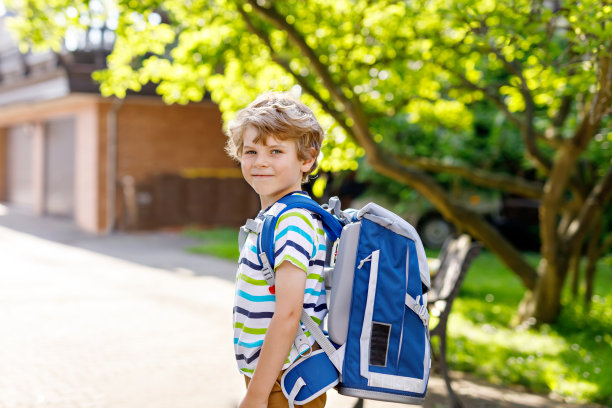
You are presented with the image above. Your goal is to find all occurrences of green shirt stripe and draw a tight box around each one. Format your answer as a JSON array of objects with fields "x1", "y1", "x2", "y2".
[
  {"x1": 310, "y1": 316, "x2": 322, "y2": 325},
  {"x1": 238, "y1": 273, "x2": 267, "y2": 286},
  {"x1": 306, "y1": 273, "x2": 324, "y2": 282},
  {"x1": 234, "y1": 323, "x2": 268, "y2": 335},
  {"x1": 275, "y1": 254, "x2": 307, "y2": 273},
  {"x1": 276, "y1": 211, "x2": 314, "y2": 231}
]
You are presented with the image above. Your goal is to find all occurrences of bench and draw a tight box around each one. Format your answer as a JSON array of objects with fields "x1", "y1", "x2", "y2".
[{"x1": 428, "y1": 234, "x2": 482, "y2": 408}]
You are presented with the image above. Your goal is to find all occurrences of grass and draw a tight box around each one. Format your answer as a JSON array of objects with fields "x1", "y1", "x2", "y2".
[
  {"x1": 185, "y1": 227, "x2": 612, "y2": 405},
  {"x1": 446, "y1": 251, "x2": 612, "y2": 405},
  {"x1": 183, "y1": 227, "x2": 240, "y2": 260}
]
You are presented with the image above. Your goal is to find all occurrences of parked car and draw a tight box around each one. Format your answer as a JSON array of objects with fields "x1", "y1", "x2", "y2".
[
  {"x1": 414, "y1": 196, "x2": 540, "y2": 250},
  {"x1": 350, "y1": 192, "x2": 540, "y2": 251}
]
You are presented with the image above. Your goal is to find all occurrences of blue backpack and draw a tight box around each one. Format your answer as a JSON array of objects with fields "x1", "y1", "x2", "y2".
[{"x1": 241, "y1": 194, "x2": 431, "y2": 406}]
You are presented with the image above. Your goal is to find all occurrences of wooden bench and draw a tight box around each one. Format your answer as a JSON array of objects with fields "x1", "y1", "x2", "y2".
[{"x1": 428, "y1": 234, "x2": 482, "y2": 408}]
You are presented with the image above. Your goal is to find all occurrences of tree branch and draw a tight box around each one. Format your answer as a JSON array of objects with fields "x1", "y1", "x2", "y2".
[
  {"x1": 238, "y1": 6, "x2": 351, "y2": 135},
  {"x1": 565, "y1": 163, "x2": 612, "y2": 249},
  {"x1": 486, "y1": 44, "x2": 552, "y2": 173},
  {"x1": 373, "y1": 155, "x2": 538, "y2": 290},
  {"x1": 572, "y1": 54, "x2": 612, "y2": 150},
  {"x1": 395, "y1": 155, "x2": 544, "y2": 199},
  {"x1": 454, "y1": 13, "x2": 552, "y2": 174},
  {"x1": 246, "y1": 1, "x2": 347, "y2": 111},
  {"x1": 543, "y1": 94, "x2": 572, "y2": 146},
  {"x1": 447, "y1": 73, "x2": 525, "y2": 130},
  {"x1": 247, "y1": 0, "x2": 382, "y2": 160}
]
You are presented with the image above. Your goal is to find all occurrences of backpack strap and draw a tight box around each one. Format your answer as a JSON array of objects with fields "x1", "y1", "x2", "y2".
[
  {"x1": 257, "y1": 194, "x2": 344, "y2": 283},
  {"x1": 238, "y1": 218, "x2": 263, "y2": 252},
  {"x1": 255, "y1": 194, "x2": 345, "y2": 370}
]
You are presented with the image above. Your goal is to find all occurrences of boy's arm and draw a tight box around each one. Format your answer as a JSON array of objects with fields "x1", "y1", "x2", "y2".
[{"x1": 239, "y1": 260, "x2": 307, "y2": 408}]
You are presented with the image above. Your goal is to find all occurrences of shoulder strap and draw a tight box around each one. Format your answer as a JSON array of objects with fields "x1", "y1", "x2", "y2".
[{"x1": 258, "y1": 194, "x2": 343, "y2": 279}]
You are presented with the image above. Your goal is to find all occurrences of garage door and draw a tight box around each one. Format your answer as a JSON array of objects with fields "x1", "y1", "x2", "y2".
[
  {"x1": 44, "y1": 118, "x2": 75, "y2": 217},
  {"x1": 6, "y1": 124, "x2": 35, "y2": 210}
]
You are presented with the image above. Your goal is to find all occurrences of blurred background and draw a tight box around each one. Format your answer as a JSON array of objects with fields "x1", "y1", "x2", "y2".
[{"x1": 0, "y1": 0, "x2": 610, "y2": 406}]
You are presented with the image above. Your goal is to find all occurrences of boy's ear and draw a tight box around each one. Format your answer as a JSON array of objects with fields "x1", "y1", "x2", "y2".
[{"x1": 300, "y1": 149, "x2": 317, "y2": 172}]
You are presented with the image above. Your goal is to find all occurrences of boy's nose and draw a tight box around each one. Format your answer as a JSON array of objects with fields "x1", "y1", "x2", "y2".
[{"x1": 254, "y1": 155, "x2": 269, "y2": 167}]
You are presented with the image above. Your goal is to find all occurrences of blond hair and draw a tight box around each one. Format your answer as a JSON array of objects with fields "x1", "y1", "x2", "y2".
[{"x1": 225, "y1": 92, "x2": 324, "y2": 183}]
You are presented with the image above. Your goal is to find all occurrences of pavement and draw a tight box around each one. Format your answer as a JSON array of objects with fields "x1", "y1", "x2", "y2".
[{"x1": 0, "y1": 204, "x2": 605, "y2": 408}]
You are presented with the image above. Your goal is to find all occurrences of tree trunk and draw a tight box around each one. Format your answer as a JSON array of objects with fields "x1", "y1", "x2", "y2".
[
  {"x1": 584, "y1": 244, "x2": 598, "y2": 311},
  {"x1": 519, "y1": 254, "x2": 569, "y2": 324},
  {"x1": 568, "y1": 242, "x2": 582, "y2": 297},
  {"x1": 584, "y1": 211, "x2": 604, "y2": 310}
]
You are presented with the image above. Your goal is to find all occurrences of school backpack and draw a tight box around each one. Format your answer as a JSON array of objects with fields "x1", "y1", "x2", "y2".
[{"x1": 240, "y1": 194, "x2": 431, "y2": 406}]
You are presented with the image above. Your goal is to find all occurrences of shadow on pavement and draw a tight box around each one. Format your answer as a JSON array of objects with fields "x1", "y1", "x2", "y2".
[{"x1": 0, "y1": 205, "x2": 236, "y2": 282}]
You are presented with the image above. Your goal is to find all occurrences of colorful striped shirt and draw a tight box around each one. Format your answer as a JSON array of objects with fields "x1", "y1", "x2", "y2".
[{"x1": 233, "y1": 194, "x2": 328, "y2": 377}]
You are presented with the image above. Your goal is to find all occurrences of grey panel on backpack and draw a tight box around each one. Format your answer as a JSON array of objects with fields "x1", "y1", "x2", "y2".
[
  {"x1": 358, "y1": 203, "x2": 431, "y2": 290},
  {"x1": 328, "y1": 222, "x2": 361, "y2": 345}
]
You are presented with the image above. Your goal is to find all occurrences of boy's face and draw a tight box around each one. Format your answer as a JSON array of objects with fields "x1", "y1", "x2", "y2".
[{"x1": 241, "y1": 125, "x2": 314, "y2": 209}]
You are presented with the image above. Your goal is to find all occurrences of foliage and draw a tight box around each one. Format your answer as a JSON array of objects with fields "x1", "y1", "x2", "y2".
[{"x1": 5, "y1": 0, "x2": 612, "y2": 323}]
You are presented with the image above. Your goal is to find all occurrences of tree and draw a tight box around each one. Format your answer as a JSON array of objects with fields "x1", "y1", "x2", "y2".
[{"x1": 6, "y1": 0, "x2": 611, "y2": 324}]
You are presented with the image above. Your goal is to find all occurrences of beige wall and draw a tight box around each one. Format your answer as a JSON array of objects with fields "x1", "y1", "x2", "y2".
[
  {"x1": 74, "y1": 104, "x2": 100, "y2": 233},
  {"x1": 5, "y1": 123, "x2": 35, "y2": 210},
  {"x1": 0, "y1": 95, "x2": 102, "y2": 232},
  {"x1": 0, "y1": 128, "x2": 5, "y2": 202},
  {"x1": 31, "y1": 121, "x2": 45, "y2": 215}
]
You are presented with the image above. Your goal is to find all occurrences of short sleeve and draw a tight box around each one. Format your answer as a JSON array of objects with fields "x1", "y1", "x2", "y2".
[{"x1": 273, "y1": 209, "x2": 317, "y2": 274}]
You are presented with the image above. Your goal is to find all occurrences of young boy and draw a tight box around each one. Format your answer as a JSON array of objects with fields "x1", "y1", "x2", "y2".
[{"x1": 225, "y1": 92, "x2": 328, "y2": 408}]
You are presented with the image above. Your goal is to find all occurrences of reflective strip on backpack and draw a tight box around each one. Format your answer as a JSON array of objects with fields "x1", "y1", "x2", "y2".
[{"x1": 359, "y1": 250, "x2": 380, "y2": 381}]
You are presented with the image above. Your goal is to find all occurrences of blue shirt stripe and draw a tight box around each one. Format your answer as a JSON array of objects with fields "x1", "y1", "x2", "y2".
[
  {"x1": 304, "y1": 302, "x2": 328, "y2": 312},
  {"x1": 233, "y1": 306, "x2": 274, "y2": 319},
  {"x1": 240, "y1": 258, "x2": 262, "y2": 270},
  {"x1": 274, "y1": 240, "x2": 311, "y2": 260},
  {"x1": 234, "y1": 338, "x2": 265, "y2": 348},
  {"x1": 237, "y1": 290, "x2": 275, "y2": 302},
  {"x1": 274, "y1": 225, "x2": 314, "y2": 246},
  {"x1": 305, "y1": 288, "x2": 324, "y2": 297},
  {"x1": 235, "y1": 349, "x2": 261, "y2": 364}
]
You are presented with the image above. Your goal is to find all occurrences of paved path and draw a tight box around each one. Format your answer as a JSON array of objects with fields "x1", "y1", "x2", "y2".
[{"x1": 0, "y1": 206, "x2": 603, "y2": 407}]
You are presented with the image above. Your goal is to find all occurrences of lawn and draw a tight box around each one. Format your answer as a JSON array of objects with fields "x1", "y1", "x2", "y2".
[{"x1": 185, "y1": 227, "x2": 612, "y2": 405}]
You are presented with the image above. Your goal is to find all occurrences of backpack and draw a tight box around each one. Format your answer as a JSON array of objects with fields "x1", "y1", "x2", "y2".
[{"x1": 239, "y1": 194, "x2": 431, "y2": 406}]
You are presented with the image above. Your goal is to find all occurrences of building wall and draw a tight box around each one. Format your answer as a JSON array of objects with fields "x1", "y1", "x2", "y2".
[
  {"x1": 114, "y1": 98, "x2": 236, "y2": 183},
  {"x1": 74, "y1": 103, "x2": 101, "y2": 233},
  {"x1": 0, "y1": 93, "x2": 252, "y2": 233},
  {"x1": 0, "y1": 128, "x2": 6, "y2": 202},
  {"x1": 44, "y1": 118, "x2": 76, "y2": 216},
  {"x1": 5, "y1": 123, "x2": 35, "y2": 210}
]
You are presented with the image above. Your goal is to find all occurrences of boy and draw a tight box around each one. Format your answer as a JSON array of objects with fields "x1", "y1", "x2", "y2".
[{"x1": 226, "y1": 92, "x2": 328, "y2": 408}]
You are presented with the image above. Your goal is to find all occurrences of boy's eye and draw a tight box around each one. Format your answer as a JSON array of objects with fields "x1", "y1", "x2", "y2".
[
  {"x1": 244, "y1": 150, "x2": 256, "y2": 155},
  {"x1": 271, "y1": 149, "x2": 282, "y2": 154}
]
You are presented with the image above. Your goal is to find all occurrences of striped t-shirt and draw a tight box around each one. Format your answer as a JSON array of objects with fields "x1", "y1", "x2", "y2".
[{"x1": 233, "y1": 194, "x2": 328, "y2": 377}]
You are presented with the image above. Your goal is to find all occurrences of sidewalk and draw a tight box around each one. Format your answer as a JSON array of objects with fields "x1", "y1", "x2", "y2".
[{"x1": 0, "y1": 206, "x2": 602, "y2": 408}]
